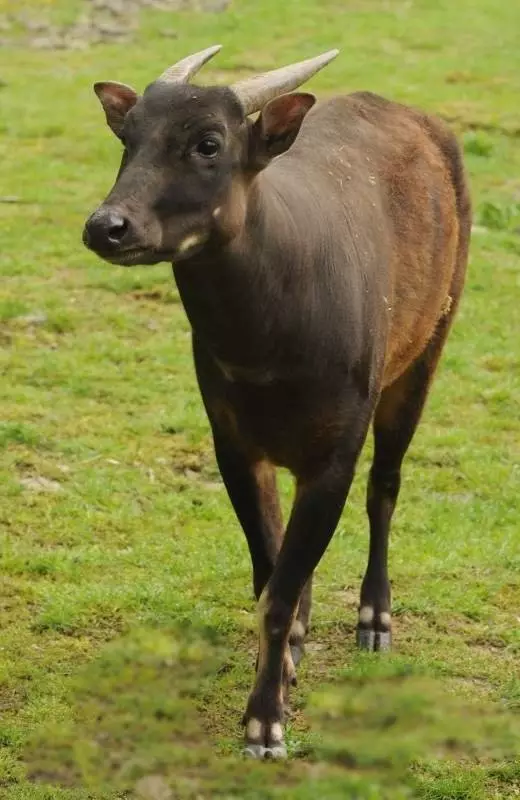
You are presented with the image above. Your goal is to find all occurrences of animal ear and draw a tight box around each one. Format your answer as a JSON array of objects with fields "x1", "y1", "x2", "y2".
[
  {"x1": 260, "y1": 92, "x2": 316, "y2": 139},
  {"x1": 94, "y1": 81, "x2": 138, "y2": 138},
  {"x1": 249, "y1": 92, "x2": 316, "y2": 165}
]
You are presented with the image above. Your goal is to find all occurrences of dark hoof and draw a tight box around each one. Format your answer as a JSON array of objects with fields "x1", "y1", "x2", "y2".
[
  {"x1": 243, "y1": 718, "x2": 287, "y2": 760},
  {"x1": 356, "y1": 626, "x2": 392, "y2": 652},
  {"x1": 356, "y1": 606, "x2": 392, "y2": 652},
  {"x1": 290, "y1": 643, "x2": 304, "y2": 668},
  {"x1": 356, "y1": 627, "x2": 375, "y2": 651},
  {"x1": 243, "y1": 743, "x2": 287, "y2": 760},
  {"x1": 376, "y1": 630, "x2": 392, "y2": 651},
  {"x1": 243, "y1": 743, "x2": 265, "y2": 759},
  {"x1": 263, "y1": 743, "x2": 287, "y2": 760}
]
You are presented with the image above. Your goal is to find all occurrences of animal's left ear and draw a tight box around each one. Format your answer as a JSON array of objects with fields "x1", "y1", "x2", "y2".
[
  {"x1": 94, "y1": 81, "x2": 138, "y2": 138},
  {"x1": 250, "y1": 92, "x2": 316, "y2": 164}
]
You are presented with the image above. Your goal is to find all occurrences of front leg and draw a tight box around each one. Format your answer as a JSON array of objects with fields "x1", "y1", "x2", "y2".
[
  {"x1": 213, "y1": 433, "x2": 282, "y2": 599},
  {"x1": 212, "y1": 435, "x2": 308, "y2": 683},
  {"x1": 243, "y1": 448, "x2": 363, "y2": 759},
  {"x1": 193, "y1": 337, "x2": 284, "y2": 598},
  {"x1": 193, "y1": 337, "x2": 313, "y2": 658}
]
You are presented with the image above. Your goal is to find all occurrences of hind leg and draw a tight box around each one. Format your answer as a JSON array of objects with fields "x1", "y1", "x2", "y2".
[
  {"x1": 357, "y1": 314, "x2": 456, "y2": 651},
  {"x1": 288, "y1": 578, "x2": 312, "y2": 667}
]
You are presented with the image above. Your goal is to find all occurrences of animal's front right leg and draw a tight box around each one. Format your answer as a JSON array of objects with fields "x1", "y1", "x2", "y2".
[
  {"x1": 212, "y1": 431, "x2": 312, "y2": 667},
  {"x1": 211, "y1": 432, "x2": 303, "y2": 749},
  {"x1": 212, "y1": 432, "x2": 283, "y2": 600},
  {"x1": 196, "y1": 359, "x2": 314, "y2": 674}
]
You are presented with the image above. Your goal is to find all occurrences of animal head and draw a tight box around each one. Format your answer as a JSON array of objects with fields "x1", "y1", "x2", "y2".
[{"x1": 82, "y1": 46, "x2": 338, "y2": 266}]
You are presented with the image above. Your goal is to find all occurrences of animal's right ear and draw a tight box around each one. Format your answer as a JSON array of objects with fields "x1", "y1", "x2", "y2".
[{"x1": 93, "y1": 81, "x2": 138, "y2": 138}]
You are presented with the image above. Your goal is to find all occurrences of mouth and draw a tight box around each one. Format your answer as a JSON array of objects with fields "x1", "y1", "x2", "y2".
[
  {"x1": 84, "y1": 233, "x2": 210, "y2": 267},
  {"x1": 95, "y1": 247, "x2": 173, "y2": 267}
]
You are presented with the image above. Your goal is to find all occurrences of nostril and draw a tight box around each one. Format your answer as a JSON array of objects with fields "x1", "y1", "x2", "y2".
[
  {"x1": 84, "y1": 208, "x2": 133, "y2": 254},
  {"x1": 107, "y1": 215, "x2": 129, "y2": 244}
]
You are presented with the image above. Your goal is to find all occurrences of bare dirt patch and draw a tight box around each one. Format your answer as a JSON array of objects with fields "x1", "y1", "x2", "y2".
[{"x1": 1, "y1": 0, "x2": 230, "y2": 50}]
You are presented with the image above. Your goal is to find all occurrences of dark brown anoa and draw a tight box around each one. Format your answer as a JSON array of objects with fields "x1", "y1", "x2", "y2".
[{"x1": 83, "y1": 47, "x2": 471, "y2": 759}]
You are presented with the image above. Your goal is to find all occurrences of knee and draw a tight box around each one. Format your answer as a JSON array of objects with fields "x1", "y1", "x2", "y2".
[
  {"x1": 368, "y1": 465, "x2": 401, "y2": 503},
  {"x1": 259, "y1": 591, "x2": 293, "y2": 640}
]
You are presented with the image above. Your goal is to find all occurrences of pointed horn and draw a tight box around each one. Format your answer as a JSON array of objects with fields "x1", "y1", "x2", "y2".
[
  {"x1": 157, "y1": 44, "x2": 222, "y2": 84},
  {"x1": 231, "y1": 49, "x2": 339, "y2": 116}
]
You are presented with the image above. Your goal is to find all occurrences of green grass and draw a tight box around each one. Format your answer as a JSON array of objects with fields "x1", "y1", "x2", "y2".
[{"x1": 1, "y1": 0, "x2": 519, "y2": 797}]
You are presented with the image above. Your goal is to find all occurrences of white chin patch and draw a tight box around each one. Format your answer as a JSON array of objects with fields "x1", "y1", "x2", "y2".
[{"x1": 175, "y1": 232, "x2": 207, "y2": 256}]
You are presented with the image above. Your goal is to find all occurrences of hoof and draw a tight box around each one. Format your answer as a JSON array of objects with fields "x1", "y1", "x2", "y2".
[
  {"x1": 356, "y1": 626, "x2": 392, "y2": 652},
  {"x1": 356, "y1": 627, "x2": 376, "y2": 651},
  {"x1": 264, "y1": 743, "x2": 287, "y2": 760},
  {"x1": 290, "y1": 643, "x2": 304, "y2": 668},
  {"x1": 356, "y1": 606, "x2": 392, "y2": 652},
  {"x1": 243, "y1": 743, "x2": 266, "y2": 759},
  {"x1": 243, "y1": 742, "x2": 287, "y2": 760},
  {"x1": 243, "y1": 718, "x2": 287, "y2": 760}
]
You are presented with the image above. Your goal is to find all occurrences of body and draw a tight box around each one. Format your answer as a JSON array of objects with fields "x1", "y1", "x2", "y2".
[
  {"x1": 175, "y1": 92, "x2": 468, "y2": 474},
  {"x1": 83, "y1": 49, "x2": 471, "y2": 759}
]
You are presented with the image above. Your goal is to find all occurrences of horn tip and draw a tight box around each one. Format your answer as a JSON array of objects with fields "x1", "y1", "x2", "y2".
[{"x1": 322, "y1": 48, "x2": 340, "y2": 61}]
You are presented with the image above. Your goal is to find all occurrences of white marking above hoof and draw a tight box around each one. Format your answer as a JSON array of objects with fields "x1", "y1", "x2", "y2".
[
  {"x1": 379, "y1": 611, "x2": 392, "y2": 629},
  {"x1": 358, "y1": 606, "x2": 374, "y2": 625},
  {"x1": 246, "y1": 718, "x2": 262, "y2": 741},
  {"x1": 269, "y1": 722, "x2": 284, "y2": 743},
  {"x1": 290, "y1": 619, "x2": 306, "y2": 640}
]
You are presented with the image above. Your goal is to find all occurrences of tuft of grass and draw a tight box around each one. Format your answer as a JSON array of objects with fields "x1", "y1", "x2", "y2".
[{"x1": 0, "y1": 422, "x2": 41, "y2": 449}]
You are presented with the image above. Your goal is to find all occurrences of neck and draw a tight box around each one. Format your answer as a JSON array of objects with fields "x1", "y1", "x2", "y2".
[{"x1": 172, "y1": 163, "x2": 329, "y2": 375}]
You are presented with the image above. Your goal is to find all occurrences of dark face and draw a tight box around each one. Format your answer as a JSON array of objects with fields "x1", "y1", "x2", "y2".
[{"x1": 83, "y1": 83, "x2": 247, "y2": 266}]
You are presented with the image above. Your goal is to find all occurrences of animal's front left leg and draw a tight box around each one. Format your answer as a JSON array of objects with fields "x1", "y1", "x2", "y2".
[
  {"x1": 212, "y1": 435, "x2": 310, "y2": 682},
  {"x1": 243, "y1": 454, "x2": 360, "y2": 759}
]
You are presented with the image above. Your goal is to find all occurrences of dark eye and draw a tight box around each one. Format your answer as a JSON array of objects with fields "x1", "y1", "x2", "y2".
[{"x1": 195, "y1": 137, "x2": 220, "y2": 159}]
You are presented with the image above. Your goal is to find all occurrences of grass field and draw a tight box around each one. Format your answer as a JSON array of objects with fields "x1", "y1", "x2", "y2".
[{"x1": 1, "y1": 0, "x2": 519, "y2": 797}]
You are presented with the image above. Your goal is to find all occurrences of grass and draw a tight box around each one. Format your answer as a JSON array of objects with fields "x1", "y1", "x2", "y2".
[{"x1": 1, "y1": 0, "x2": 519, "y2": 797}]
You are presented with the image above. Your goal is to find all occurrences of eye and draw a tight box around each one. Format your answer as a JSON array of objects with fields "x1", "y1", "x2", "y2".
[{"x1": 195, "y1": 136, "x2": 220, "y2": 159}]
